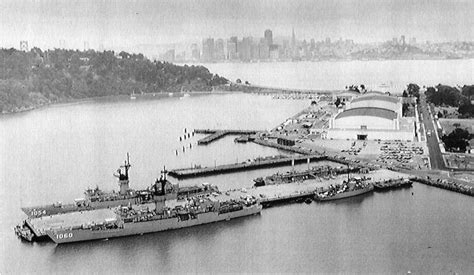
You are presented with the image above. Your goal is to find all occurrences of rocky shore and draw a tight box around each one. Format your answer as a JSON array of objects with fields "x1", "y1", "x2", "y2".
[{"x1": 411, "y1": 176, "x2": 474, "y2": 196}]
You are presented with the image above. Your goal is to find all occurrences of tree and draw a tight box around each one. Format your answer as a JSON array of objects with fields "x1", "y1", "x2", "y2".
[
  {"x1": 334, "y1": 97, "x2": 341, "y2": 107},
  {"x1": 407, "y1": 83, "x2": 420, "y2": 98},
  {"x1": 458, "y1": 103, "x2": 474, "y2": 118},
  {"x1": 402, "y1": 103, "x2": 409, "y2": 116},
  {"x1": 402, "y1": 90, "x2": 408, "y2": 97},
  {"x1": 236, "y1": 79, "x2": 242, "y2": 84},
  {"x1": 442, "y1": 128, "x2": 470, "y2": 152},
  {"x1": 0, "y1": 48, "x2": 229, "y2": 113},
  {"x1": 437, "y1": 111, "x2": 443, "y2": 118},
  {"x1": 461, "y1": 85, "x2": 474, "y2": 98},
  {"x1": 425, "y1": 85, "x2": 466, "y2": 107}
]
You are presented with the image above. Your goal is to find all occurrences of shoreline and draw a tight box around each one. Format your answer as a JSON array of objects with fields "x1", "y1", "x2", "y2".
[{"x1": 0, "y1": 90, "x2": 237, "y2": 117}]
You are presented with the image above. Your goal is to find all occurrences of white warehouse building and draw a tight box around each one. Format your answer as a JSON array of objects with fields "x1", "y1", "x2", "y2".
[{"x1": 327, "y1": 93, "x2": 414, "y2": 141}]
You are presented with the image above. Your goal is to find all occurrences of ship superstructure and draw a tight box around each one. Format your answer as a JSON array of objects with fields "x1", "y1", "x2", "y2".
[{"x1": 46, "y1": 191, "x2": 261, "y2": 244}]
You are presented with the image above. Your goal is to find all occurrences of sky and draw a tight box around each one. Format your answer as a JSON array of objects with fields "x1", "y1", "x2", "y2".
[{"x1": 0, "y1": 0, "x2": 473, "y2": 51}]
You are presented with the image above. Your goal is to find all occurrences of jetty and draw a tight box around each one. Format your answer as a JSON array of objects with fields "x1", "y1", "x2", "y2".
[
  {"x1": 410, "y1": 176, "x2": 474, "y2": 196},
  {"x1": 195, "y1": 129, "x2": 262, "y2": 145},
  {"x1": 168, "y1": 154, "x2": 328, "y2": 179}
]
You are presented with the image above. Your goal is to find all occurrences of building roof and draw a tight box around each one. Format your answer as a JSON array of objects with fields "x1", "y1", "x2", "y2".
[
  {"x1": 335, "y1": 107, "x2": 397, "y2": 120},
  {"x1": 351, "y1": 94, "x2": 399, "y2": 104}
]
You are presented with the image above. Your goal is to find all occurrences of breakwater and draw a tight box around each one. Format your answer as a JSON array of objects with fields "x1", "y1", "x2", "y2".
[{"x1": 410, "y1": 176, "x2": 474, "y2": 196}]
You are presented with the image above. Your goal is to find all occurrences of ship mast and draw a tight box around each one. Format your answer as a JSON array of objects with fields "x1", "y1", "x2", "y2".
[{"x1": 114, "y1": 153, "x2": 131, "y2": 195}]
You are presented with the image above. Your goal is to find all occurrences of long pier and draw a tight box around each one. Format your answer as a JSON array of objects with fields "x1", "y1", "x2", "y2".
[
  {"x1": 195, "y1": 129, "x2": 262, "y2": 145},
  {"x1": 168, "y1": 155, "x2": 328, "y2": 179}
]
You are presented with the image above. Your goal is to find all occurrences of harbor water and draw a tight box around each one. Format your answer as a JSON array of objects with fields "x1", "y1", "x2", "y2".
[{"x1": 1, "y1": 60, "x2": 474, "y2": 273}]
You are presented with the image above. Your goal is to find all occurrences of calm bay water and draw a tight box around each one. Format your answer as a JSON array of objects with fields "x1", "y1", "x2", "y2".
[
  {"x1": 200, "y1": 59, "x2": 474, "y2": 91},
  {"x1": 1, "y1": 60, "x2": 473, "y2": 273}
]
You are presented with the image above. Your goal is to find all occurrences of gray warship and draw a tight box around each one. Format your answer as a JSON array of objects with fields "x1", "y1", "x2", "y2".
[
  {"x1": 21, "y1": 154, "x2": 217, "y2": 219},
  {"x1": 15, "y1": 155, "x2": 220, "y2": 241}
]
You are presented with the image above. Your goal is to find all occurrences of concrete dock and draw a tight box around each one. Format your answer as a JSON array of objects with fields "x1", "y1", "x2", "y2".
[
  {"x1": 168, "y1": 154, "x2": 328, "y2": 179},
  {"x1": 195, "y1": 129, "x2": 261, "y2": 145}
]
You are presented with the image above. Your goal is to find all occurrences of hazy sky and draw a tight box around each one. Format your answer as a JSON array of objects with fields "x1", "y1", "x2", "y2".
[{"x1": 1, "y1": 0, "x2": 473, "y2": 50}]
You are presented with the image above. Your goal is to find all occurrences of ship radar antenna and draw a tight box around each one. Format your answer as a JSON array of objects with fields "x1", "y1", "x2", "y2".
[
  {"x1": 123, "y1": 152, "x2": 131, "y2": 178},
  {"x1": 161, "y1": 166, "x2": 168, "y2": 180}
]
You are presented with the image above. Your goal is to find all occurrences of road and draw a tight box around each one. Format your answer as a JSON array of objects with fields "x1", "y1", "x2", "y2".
[{"x1": 418, "y1": 93, "x2": 446, "y2": 170}]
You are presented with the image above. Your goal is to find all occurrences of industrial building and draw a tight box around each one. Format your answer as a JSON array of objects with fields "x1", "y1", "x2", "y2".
[{"x1": 326, "y1": 93, "x2": 415, "y2": 141}]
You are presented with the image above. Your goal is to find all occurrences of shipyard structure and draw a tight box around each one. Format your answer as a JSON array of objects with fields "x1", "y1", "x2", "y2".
[{"x1": 327, "y1": 92, "x2": 415, "y2": 141}]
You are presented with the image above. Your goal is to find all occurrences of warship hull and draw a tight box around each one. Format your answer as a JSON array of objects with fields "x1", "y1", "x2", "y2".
[
  {"x1": 314, "y1": 185, "x2": 374, "y2": 201},
  {"x1": 47, "y1": 204, "x2": 262, "y2": 244}
]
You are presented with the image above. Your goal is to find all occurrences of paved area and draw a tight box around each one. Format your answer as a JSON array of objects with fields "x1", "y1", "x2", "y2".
[{"x1": 419, "y1": 93, "x2": 446, "y2": 170}]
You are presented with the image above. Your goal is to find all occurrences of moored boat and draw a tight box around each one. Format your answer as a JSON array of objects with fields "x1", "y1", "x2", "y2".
[
  {"x1": 373, "y1": 178, "x2": 412, "y2": 191},
  {"x1": 15, "y1": 155, "x2": 219, "y2": 242},
  {"x1": 314, "y1": 177, "x2": 374, "y2": 201},
  {"x1": 46, "y1": 194, "x2": 261, "y2": 244},
  {"x1": 21, "y1": 154, "x2": 218, "y2": 219}
]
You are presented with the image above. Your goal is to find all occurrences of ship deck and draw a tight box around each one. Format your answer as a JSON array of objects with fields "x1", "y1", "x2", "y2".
[{"x1": 27, "y1": 208, "x2": 117, "y2": 236}]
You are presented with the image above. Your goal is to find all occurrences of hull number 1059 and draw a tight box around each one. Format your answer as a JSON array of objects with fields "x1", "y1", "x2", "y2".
[{"x1": 56, "y1": 233, "x2": 73, "y2": 239}]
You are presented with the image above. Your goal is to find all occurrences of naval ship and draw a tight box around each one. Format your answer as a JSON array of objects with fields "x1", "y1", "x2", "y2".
[
  {"x1": 45, "y1": 175, "x2": 262, "y2": 244},
  {"x1": 15, "y1": 155, "x2": 219, "y2": 241},
  {"x1": 314, "y1": 176, "x2": 374, "y2": 201},
  {"x1": 21, "y1": 154, "x2": 218, "y2": 218}
]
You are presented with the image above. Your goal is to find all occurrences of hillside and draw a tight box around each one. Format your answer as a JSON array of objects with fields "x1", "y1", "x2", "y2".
[{"x1": 0, "y1": 48, "x2": 228, "y2": 113}]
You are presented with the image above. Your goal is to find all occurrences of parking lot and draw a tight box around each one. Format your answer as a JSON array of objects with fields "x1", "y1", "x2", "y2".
[{"x1": 301, "y1": 139, "x2": 429, "y2": 170}]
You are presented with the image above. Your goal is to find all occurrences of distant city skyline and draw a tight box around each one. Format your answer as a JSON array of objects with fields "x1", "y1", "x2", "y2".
[
  {"x1": 155, "y1": 28, "x2": 474, "y2": 63},
  {"x1": 1, "y1": 0, "x2": 473, "y2": 52}
]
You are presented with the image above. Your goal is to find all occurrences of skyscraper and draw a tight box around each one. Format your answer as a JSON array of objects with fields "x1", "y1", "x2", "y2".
[
  {"x1": 227, "y1": 39, "x2": 237, "y2": 60},
  {"x1": 400, "y1": 35, "x2": 406, "y2": 45},
  {"x1": 264, "y1": 29, "x2": 273, "y2": 46},
  {"x1": 258, "y1": 38, "x2": 269, "y2": 59},
  {"x1": 239, "y1": 37, "x2": 252, "y2": 61},
  {"x1": 202, "y1": 38, "x2": 215, "y2": 61},
  {"x1": 191, "y1": 43, "x2": 200, "y2": 61},
  {"x1": 215, "y1": 39, "x2": 225, "y2": 60},
  {"x1": 230, "y1": 36, "x2": 238, "y2": 54},
  {"x1": 291, "y1": 28, "x2": 296, "y2": 49}
]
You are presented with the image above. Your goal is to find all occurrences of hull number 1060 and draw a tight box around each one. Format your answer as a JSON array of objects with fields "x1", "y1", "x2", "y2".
[{"x1": 56, "y1": 233, "x2": 73, "y2": 239}]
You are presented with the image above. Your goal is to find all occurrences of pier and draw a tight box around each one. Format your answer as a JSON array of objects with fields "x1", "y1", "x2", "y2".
[
  {"x1": 214, "y1": 169, "x2": 405, "y2": 208},
  {"x1": 195, "y1": 129, "x2": 262, "y2": 145},
  {"x1": 168, "y1": 154, "x2": 328, "y2": 179}
]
